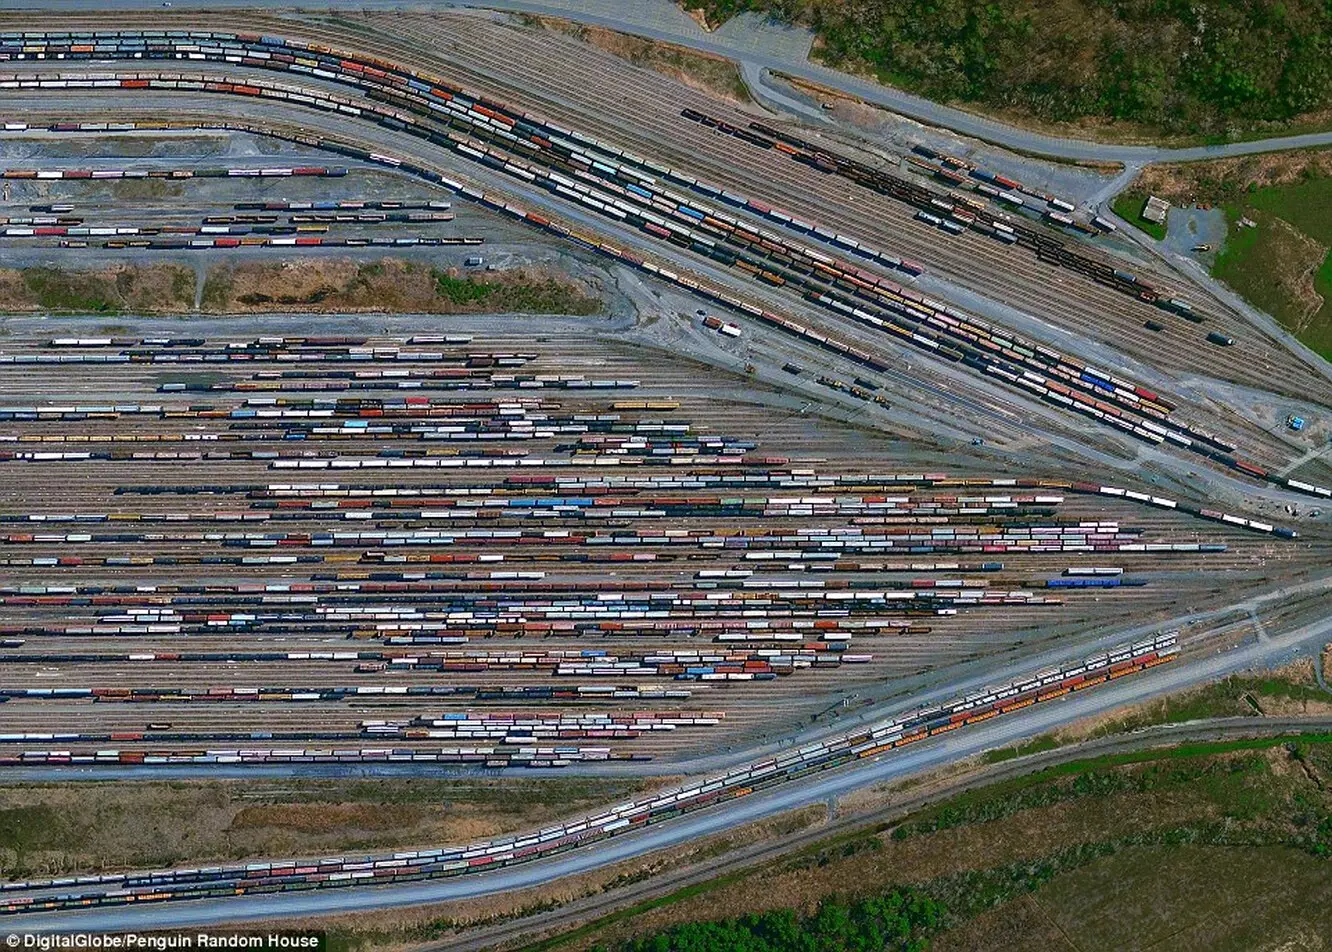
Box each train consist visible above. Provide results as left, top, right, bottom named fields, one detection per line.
left=0, top=332, right=1293, bottom=783
left=0, top=174, right=471, bottom=250
left=0, top=31, right=1325, bottom=499
left=0, top=631, right=1175, bottom=916
left=0, top=20, right=1322, bottom=928
left=695, top=113, right=1190, bottom=314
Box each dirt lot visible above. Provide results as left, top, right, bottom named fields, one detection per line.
left=0, top=777, right=656, bottom=880
left=523, top=15, right=752, bottom=105
left=199, top=258, right=603, bottom=315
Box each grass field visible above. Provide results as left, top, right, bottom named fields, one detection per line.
left=1214, top=180, right=1332, bottom=363
left=980, top=662, right=1332, bottom=767
left=519, top=730, right=1332, bottom=952
left=1129, top=152, right=1332, bottom=363
left=0, top=263, right=195, bottom=314
left=0, top=777, right=655, bottom=880
left=938, top=844, right=1332, bottom=951
left=201, top=259, right=602, bottom=315
left=1109, top=190, right=1168, bottom=240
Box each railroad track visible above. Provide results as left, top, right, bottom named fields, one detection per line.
left=439, top=711, right=1332, bottom=952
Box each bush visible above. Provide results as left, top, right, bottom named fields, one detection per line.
left=611, top=888, right=944, bottom=952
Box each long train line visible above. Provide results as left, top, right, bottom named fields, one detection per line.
left=0, top=631, right=1176, bottom=917
left=3, top=98, right=1324, bottom=499
left=377, top=12, right=1323, bottom=400
left=4, top=12, right=1326, bottom=418
left=0, top=333, right=1297, bottom=776
left=0, top=30, right=1325, bottom=490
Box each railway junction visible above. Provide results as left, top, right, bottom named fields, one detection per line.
left=0, top=5, right=1328, bottom=936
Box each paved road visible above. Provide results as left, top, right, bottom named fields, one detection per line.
left=442, top=710, right=1332, bottom=952
left=12, top=604, right=1332, bottom=933
left=1, top=15, right=1330, bottom=932
left=4, top=0, right=1332, bottom=163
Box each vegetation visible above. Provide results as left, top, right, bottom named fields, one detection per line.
left=1213, top=182, right=1332, bottom=362
left=980, top=666, right=1332, bottom=764
left=0, top=777, right=652, bottom=879
left=1109, top=189, right=1167, bottom=240
left=430, top=269, right=600, bottom=313
left=199, top=259, right=602, bottom=315
left=606, top=889, right=944, bottom=952
left=1121, top=151, right=1332, bottom=361
left=686, top=0, right=1332, bottom=139
left=981, top=732, right=1058, bottom=764
left=894, top=734, right=1332, bottom=840
left=513, top=732, right=1332, bottom=952
left=0, top=264, right=196, bottom=314
left=1090, top=668, right=1332, bottom=734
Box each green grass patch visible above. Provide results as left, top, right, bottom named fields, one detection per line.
left=433, top=271, right=501, bottom=306
left=21, top=267, right=120, bottom=313
left=198, top=270, right=234, bottom=311
left=1110, top=190, right=1167, bottom=240
left=1209, top=174, right=1332, bottom=363
left=431, top=269, right=602, bottom=315
left=1235, top=174, right=1332, bottom=244
left=613, top=889, right=944, bottom=952
left=981, top=733, right=1059, bottom=764
left=0, top=805, right=62, bottom=855
left=895, top=733, right=1332, bottom=841
left=1311, top=252, right=1332, bottom=360
left=1098, top=672, right=1332, bottom=735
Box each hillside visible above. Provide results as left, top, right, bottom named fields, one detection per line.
left=688, top=0, right=1332, bottom=139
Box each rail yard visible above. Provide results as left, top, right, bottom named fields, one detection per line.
left=0, top=6, right=1330, bottom=934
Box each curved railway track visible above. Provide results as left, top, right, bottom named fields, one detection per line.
left=0, top=14, right=1326, bottom=929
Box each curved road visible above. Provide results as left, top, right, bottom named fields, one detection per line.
left=443, top=710, right=1332, bottom=952
left=0, top=10, right=1328, bottom=934
left=11, top=605, right=1332, bottom=933
left=2, top=0, right=1332, bottom=162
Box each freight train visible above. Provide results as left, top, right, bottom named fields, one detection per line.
left=0, top=631, right=1177, bottom=916
left=0, top=33, right=1320, bottom=499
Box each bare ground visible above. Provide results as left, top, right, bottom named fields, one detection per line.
left=524, top=16, right=753, bottom=105
left=1137, top=149, right=1332, bottom=205
left=198, top=257, right=602, bottom=315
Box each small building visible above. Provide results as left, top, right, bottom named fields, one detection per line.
left=1142, top=195, right=1170, bottom=225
